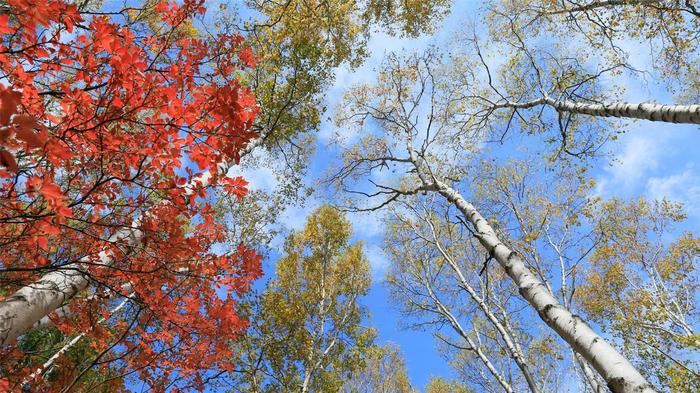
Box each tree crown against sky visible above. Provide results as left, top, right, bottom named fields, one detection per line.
left=0, top=0, right=698, bottom=392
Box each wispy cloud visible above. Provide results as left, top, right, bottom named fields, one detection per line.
left=365, top=243, right=391, bottom=276
left=647, top=164, right=700, bottom=216
left=594, top=122, right=700, bottom=224
left=595, top=130, right=664, bottom=195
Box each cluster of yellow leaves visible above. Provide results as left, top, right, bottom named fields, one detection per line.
left=577, top=198, right=700, bottom=391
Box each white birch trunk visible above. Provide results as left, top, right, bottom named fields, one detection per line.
left=25, top=292, right=133, bottom=384
left=544, top=98, right=700, bottom=124
left=0, top=228, right=141, bottom=345
left=404, top=142, right=654, bottom=393
left=467, top=334, right=515, bottom=393
left=28, top=282, right=133, bottom=331
left=0, top=137, right=264, bottom=346
left=499, top=96, right=700, bottom=124
left=430, top=178, right=654, bottom=393
left=425, top=281, right=515, bottom=393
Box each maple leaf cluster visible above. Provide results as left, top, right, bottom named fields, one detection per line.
left=0, top=0, right=262, bottom=390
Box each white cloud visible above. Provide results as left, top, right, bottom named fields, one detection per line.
left=612, top=135, right=661, bottom=184
left=365, top=243, right=391, bottom=277
left=647, top=165, right=700, bottom=215
left=240, top=166, right=278, bottom=192
left=348, top=210, right=385, bottom=238
left=595, top=131, right=664, bottom=196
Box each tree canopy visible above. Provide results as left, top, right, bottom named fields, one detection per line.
left=0, top=0, right=698, bottom=392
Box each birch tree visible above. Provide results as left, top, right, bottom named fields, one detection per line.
left=215, top=0, right=453, bottom=201
left=230, top=205, right=373, bottom=393
left=577, top=198, right=700, bottom=392
left=441, top=30, right=698, bottom=169
left=384, top=178, right=600, bottom=392
left=427, top=2, right=700, bottom=166
left=487, top=0, right=700, bottom=102
left=332, top=53, right=656, bottom=392
left=425, top=376, right=474, bottom=393
left=340, top=343, right=417, bottom=393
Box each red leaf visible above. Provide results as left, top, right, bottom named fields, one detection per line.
left=0, top=88, right=20, bottom=125
left=37, top=236, right=48, bottom=250
left=40, top=181, right=64, bottom=202
left=0, top=14, right=13, bottom=34
left=57, top=205, right=73, bottom=218
left=0, top=149, right=17, bottom=172
left=14, top=115, right=45, bottom=148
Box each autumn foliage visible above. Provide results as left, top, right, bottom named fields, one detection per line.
left=0, top=0, right=261, bottom=390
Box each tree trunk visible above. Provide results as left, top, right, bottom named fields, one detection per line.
left=495, top=97, right=700, bottom=124
left=467, top=335, right=515, bottom=393
left=427, top=223, right=541, bottom=393
left=429, top=177, right=655, bottom=393
left=0, top=228, right=140, bottom=345
left=575, top=351, right=608, bottom=393
left=544, top=98, right=700, bottom=124
left=426, top=283, right=515, bottom=393
left=25, top=293, right=133, bottom=384
left=405, top=141, right=654, bottom=393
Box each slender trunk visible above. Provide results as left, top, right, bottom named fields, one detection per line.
left=467, top=334, right=515, bottom=393
left=301, top=373, right=312, bottom=393
left=0, top=137, right=264, bottom=345
left=430, top=177, right=654, bottom=393
left=426, top=221, right=541, bottom=393
left=425, top=283, right=514, bottom=393
left=405, top=142, right=654, bottom=393
left=575, top=351, right=608, bottom=393
left=25, top=293, right=133, bottom=385
left=496, top=97, right=700, bottom=124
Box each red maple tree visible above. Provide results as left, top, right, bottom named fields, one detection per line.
left=0, top=0, right=261, bottom=390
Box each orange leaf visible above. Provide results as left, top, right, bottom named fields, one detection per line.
left=40, top=181, right=64, bottom=202
left=0, top=149, right=17, bottom=172
left=14, top=115, right=44, bottom=148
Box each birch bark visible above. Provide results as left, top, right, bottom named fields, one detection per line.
left=405, top=141, right=654, bottom=393
left=430, top=179, right=653, bottom=393
left=493, top=97, right=700, bottom=124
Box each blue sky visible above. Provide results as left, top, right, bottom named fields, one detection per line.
left=15, top=1, right=696, bottom=391
left=237, top=1, right=700, bottom=391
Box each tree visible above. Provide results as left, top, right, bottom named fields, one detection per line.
left=210, top=0, right=455, bottom=279
left=0, top=0, right=261, bottom=390
left=332, top=52, right=657, bottom=392
left=213, top=0, right=453, bottom=198
left=230, top=205, right=373, bottom=393
left=487, top=0, right=700, bottom=102
left=424, top=376, right=474, bottom=393
left=577, top=198, right=699, bottom=392
left=385, top=191, right=572, bottom=393
left=341, top=343, right=416, bottom=393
